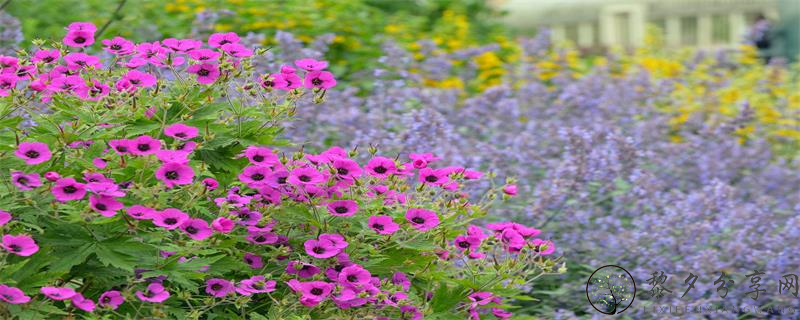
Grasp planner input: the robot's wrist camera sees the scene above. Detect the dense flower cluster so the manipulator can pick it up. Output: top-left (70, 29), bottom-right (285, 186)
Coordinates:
top-left (0, 23), bottom-right (557, 319)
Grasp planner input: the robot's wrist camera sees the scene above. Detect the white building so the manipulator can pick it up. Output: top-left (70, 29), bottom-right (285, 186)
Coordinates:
top-left (499, 0), bottom-right (779, 49)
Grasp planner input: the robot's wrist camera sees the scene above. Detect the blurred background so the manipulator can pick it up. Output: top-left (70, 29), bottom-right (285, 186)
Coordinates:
top-left (2, 0), bottom-right (799, 318)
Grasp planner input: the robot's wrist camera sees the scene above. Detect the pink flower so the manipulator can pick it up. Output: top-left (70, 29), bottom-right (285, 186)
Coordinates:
top-left (152, 208), bottom-right (189, 230)
top-left (0, 210), bottom-right (10, 226)
top-left (208, 32), bottom-right (240, 48)
top-left (273, 72), bottom-right (303, 90)
top-left (89, 195), bottom-right (124, 217)
top-left (368, 215), bottom-right (400, 235)
top-left (236, 276), bottom-right (276, 296)
top-left (211, 217), bottom-right (234, 233)
top-left (419, 168), bottom-right (450, 186)
top-left (155, 162), bottom-right (195, 187)
top-left (303, 71), bottom-right (337, 89)
top-left (11, 171), bottom-right (42, 190)
top-left (44, 171), bottom-right (60, 182)
top-left (243, 146), bottom-right (279, 167)
top-left (130, 135), bottom-right (161, 156)
top-left (239, 166), bottom-right (271, 187)
top-left (2, 234), bottom-right (38, 256)
top-left (287, 261), bottom-right (321, 278)
top-left (331, 158), bottom-right (362, 180)
top-left (108, 139), bottom-right (132, 155)
top-left (280, 65), bottom-right (296, 74)
top-left (52, 178), bottom-right (87, 201)
top-left (155, 150), bottom-right (190, 164)
top-left (164, 123), bottom-right (199, 140)
top-left (288, 280), bottom-right (334, 307)
top-left (243, 253), bottom-right (264, 269)
top-left (288, 167), bottom-right (325, 186)
top-left (180, 218), bottom-right (213, 241)
top-left (98, 290), bottom-right (124, 310)
top-left (186, 63), bottom-right (220, 84)
top-left (221, 43), bottom-right (253, 57)
top-left (126, 205), bottom-right (155, 220)
top-left (202, 178), bottom-right (219, 190)
top-left (502, 184), bottom-right (518, 196)
top-left (0, 285), bottom-right (30, 304)
top-left (454, 235), bottom-right (482, 251)
top-left (63, 30), bottom-right (95, 48)
top-left (188, 49), bottom-right (221, 62)
top-left (64, 52), bottom-right (101, 70)
top-left (40, 287), bottom-right (76, 300)
top-left (338, 265), bottom-right (371, 287)
top-left (405, 208), bottom-right (440, 231)
top-left (135, 283), bottom-right (170, 303)
top-left (304, 238), bottom-right (339, 259)
top-left (122, 70), bottom-right (157, 88)
top-left (365, 156), bottom-right (396, 179)
top-left (162, 38), bottom-right (202, 53)
top-left (205, 278), bottom-right (235, 297)
top-left (326, 200), bottom-right (358, 217)
top-left (102, 37), bottom-right (135, 55)
top-left (530, 238), bottom-right (556, 255)
top-left (15, 142), bottom-right (51, 165)
top-left (71, 293), bottom-right (96, 312)
top-left (32, 49), bottom-right (60, 64)
top-left (67, 22), bottom-right (96, 32)
top-left (294, 58), bottom-right (328, 71)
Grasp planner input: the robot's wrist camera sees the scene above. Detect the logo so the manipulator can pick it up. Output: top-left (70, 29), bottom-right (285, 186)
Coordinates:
top-left (586, 265), bottom-right (636, 315)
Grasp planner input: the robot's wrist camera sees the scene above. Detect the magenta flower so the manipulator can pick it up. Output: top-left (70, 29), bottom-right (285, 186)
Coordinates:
top-left (67, 22), bottom-right (96, 31)
top-left (186, 63), bottom-right (220, 84)
top-left (288, 167), bottom-right (325, 186)
top-left (52, 178), bottom-right (87, 202)
top-left (319, 233), bottom-right (348, 250)
top-left (15, 142), bottom-right (51, 165)
top-left (287, 261), bottom-right (321, 278)
top-left (0, 210), bottom-right (10, 226)
top-left (291, 280), bottom-right (334, 307)
top-left (211, 217), bottom-right (234, 233)
top-left (202, 178), bottom-right (219, 190)
top-left (135, 283), bottom-right (170, 303)
top-left (155, 150), bottom-right (190, 164)
top-left (304, 238), bottom-right (339, 259)
top-left (365, 156), bottom-right (396, 179)
top-left (180, 218), bottom-right (213, 241)
top-left (530, 239), bottom-right (556, 255)
top-left (338, 265), bottom-right (371, 287)
top-left (126, 205), bottom-right (155, 220)
top-left (164, 123), bottom-right (199, 140)
top-left (102, 37), bottom-right (135, 55)
top-left (331, 158), bottom-right (362, 180)
top-left (303, 71), bottom-right (337, 89)
top-left (71, 293), bottom-right (96, 312)
top-left (208, 32), bottom-right (240, 48)
top-left (89, 195), bottom-right (124, 217)
top-left (152, 208), bottom-right (189, 230)
top-left (188, 49), bottom-right (221, 62)
top-left (155, 162), bottom-right (195, 188)
top-left (454, 235), bottom-right (482, 251)
top-left (32, 49), bottom-right (60, 64)
top-left (11, 171), bottom-right (42, 190)
top-left (98, 290), bottom-right (124, 310)
top-left (204, 278), bottom-right (235, 297)
top-left (122, 70), bottom-right (157, 88)
top-left (40, 287), bottom-right (76, 300)
top-left (246, 231), bottom-right (278, 245)
top-left (63, 30), bottom-right (94, 48)
top-left (221, 43), bottom-right (253, 57)
top-left (294, 58), bottom-right (328, 71)
top-left (239, 166), bottom-right (271, 187)
top-left (64, 52), bottom-right (101, 70)
top-left (0, 285), bottom-right (30, 304)
top-left (1, 234), bottom-right (38, 256)
top-left (368, 215), bottom-right (399, 235)
top-left (419, 168), bottom-right (450, 186)
top-left (243, 253), bottom-right (264, 269)
top-left (130, 135), bottom-right (161, 156)
top-left (108, 139), bottom-right (132, 155)
top-left (405, 208), bottom-right (440, 231)
top-left (326, 200), bottom-right (358, 217)
top-left (502, 184), bottom-right (518, 196)
top-left (43, 171), bottom-right (60, 182)
top-left (274, 72), bottom-right (303, 90)
top-left (162, 38), bottom-right (202, 53)
top-left (236, 276), bottom-right (276, 296)
top-left (243, 146), bottom-right (279, 167)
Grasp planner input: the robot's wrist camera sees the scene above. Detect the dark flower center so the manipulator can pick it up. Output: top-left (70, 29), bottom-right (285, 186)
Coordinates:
top-left (116, 146), bottom-right (128, 152)
top-left (310, 288), bottom-right (323, 296)
top-left (164, 218), bottom-right (177, 225)
top-left (412, 217), bottom-right (425, 224)
top-left (130, 79), bottom-right (140, 84)
top-left (337, 168), bottom-right (349, 175)
top-left (458, 241), bottom-right (471, 248)
top-left (254, 236), bottom-right (266, 243)
top-left (219, 40), bottom-right (231, 45)
top-left (24, 150), bottom-right (40, 158)
top-left (334, 206), bottom-right (348, 214)
top-left (312, 246), bottom-right (325, 254)
top-left (425, 175), bottom-right (438, 183)
top-left (211, 284), bottom-right (222, 291)
top-left (262, 80), bottom-right (274, 87)
top-left (185, 226), bottom-right (198, 234)
top-left (74, 37), bottom-right (86, 44)
top-left (95, 203), bottom-right (108, 211)
top-left (175, 132), bottom-right (186, 138)
top-left (16, 177), bottom-right (28, 186)
top-left (253, 155), bottom-right (264, 162)
top-left (63, 185), bottom-right (78, 194)
top-left (372, 223), bottom-right (384, 231)
top-left (347, 275), bottom-right (358, 283)
top-left (198, 69), bottom-right (210, 76)
top-left (102, 296), bottom-right (111, 303)
top-left (165, 171), bottom-right (179, 180)
top-left (137, 143), bottom-right (150, 151)
top-left (299, 175), bottom-right (311, 182)
top-left (245, 257), bottom-right (253, 264)
top-left (9, 244), bottom-right (21, 252)
top-left (110, 44), bottom-right (121, 50)
top-left (374, 166), bottom-right (387, 174)
top-left (277, 177), bottom-right (287, 184)
top-left (312, 78), bottom-right (323, 86)
top-left (251, 174), bottom-right (264, 181)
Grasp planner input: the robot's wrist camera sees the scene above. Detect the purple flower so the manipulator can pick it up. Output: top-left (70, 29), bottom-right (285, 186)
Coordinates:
top-left (11, 171), bottom-right (42, 190)
top-left (288, 167), bottom-right (325, 186)
top-left (303, 71), bottom-right (336, 89)
top-left (211, 217), bottom-right (234, 233)
top-left (71, 293), bottom-right (96, 312)
top-left (0, 285), bottom-right (30, 304)
top-left (187, 63), bottom-right (220, 84)
top-left (15, 142), bottom-right (51, 165)
top-left (40, 287), bottom-right (76, 300)
top-left (205, 278), bottom-right (235, 297)
top-left (405, 208), bottom-right (440, 231)
top-left (52, 178), bottom-right (87, 201)
top-left (338, 264), bottom-right (371, 287)
top-left (180, 218), bottom-right (213, 241)
top-left (294, 58), bottom-right (328, 71)
top-left (155, 162), bottom-right (195, 188)
top-left (236, 276), bottom-right (276, 296)
top-left (0, 210), bottom-right (10, 226)
top-left (243, 253), bottom-right (264, 269)
top-left (130, 135), bottom-right (161, 156)
top-left (89, 195), bottom-right (124, 217)
top-left (326, 200), bottom-right (358, 217)
top-left (135, 283), bottom-right (169, 303)
top-left (98, 290), bottom-right (124, 310)
top-left (287, 261), bottom-right (321, 278)
top-left (164, 123), bottom-right (199, 140)
top-left (152, 208), bottom-right (189, 230)
top-left (304, 238), bottom-right (339, 259)
top-left (126, 205), bottom-right (155, 220)
top-left (2, 234), bottom-right (38, 256)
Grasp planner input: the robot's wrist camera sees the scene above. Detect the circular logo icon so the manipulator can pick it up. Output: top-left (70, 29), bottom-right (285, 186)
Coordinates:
top-left (586, 265), bottom-right (636, 315)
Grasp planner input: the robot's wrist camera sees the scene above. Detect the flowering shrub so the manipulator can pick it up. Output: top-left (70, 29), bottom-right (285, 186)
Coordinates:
top-left (0, 23), bottom-right (558, 319)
